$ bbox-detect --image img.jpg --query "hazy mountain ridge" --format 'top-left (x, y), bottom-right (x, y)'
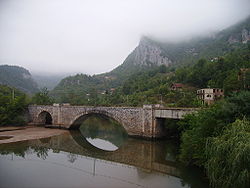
top-left (109, 16), bottom-right (250, 75)
top-left (51, 16), bottom-right (250, 102)
top-left (0, 65), bottom-right (39, 94)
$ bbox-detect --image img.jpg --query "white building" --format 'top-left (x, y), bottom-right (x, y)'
top-left (197, 88), bottom-right (224, 105)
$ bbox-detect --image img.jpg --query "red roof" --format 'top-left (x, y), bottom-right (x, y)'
top-left (171, 83), bottom-right (184, 88)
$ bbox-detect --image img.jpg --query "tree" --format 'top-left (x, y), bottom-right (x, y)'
top-left (223, 70), bottom-right (240, 94)
top-left (206, 118), bottom-right (250, 188)
top-left (32, 88), bottom-right (54, 105)
top-left (0, 85), bottom-right (28, 126)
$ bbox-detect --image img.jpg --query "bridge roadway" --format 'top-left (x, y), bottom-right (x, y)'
top-left (28, 131), bottom-right (180, 177)
top-left (28, 104), bottom-right (197, 138)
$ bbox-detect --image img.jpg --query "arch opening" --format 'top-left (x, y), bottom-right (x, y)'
top-left (70, 113), bottom-right (128, 151)
top-left (38, 111), bottom-right (52, 125)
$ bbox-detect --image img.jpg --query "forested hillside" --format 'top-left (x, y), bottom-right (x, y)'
top-left (173, 45), bottom-right (250, 94)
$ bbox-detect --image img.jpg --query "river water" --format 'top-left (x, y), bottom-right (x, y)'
top-left (0, 115), bottom-right (208, 188)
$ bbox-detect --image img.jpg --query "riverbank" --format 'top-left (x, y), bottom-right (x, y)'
top-left (0, 126), bottom-right (68, 144)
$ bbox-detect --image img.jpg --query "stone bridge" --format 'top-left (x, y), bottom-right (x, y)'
top-left (28, 104), bottom-right (197, 138)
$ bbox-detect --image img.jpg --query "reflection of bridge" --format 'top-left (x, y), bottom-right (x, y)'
top-left (30, 131), bottom-right (180, 177)
top-left (28, 104), bottom-right (197, 138)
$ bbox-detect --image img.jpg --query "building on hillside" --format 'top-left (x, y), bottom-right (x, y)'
top-left (110, 88), bottom-right (116, 94)
top-left (197, 88), bottom-right (224, 105)
top-left (170, 83), bottom-right (185, 91)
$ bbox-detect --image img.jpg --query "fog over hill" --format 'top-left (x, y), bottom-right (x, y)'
top-left (0, 0), bottom-right (250, 75)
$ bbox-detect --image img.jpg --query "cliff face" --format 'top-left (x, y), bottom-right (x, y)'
top-left (228, 28), bottom-right (250, 44)
top-left (108, 36), bottom-right (173, 86)
top-left (241, 28), bottom-right (250, 44)
top-left (132, 37), bottom-right (172, 67)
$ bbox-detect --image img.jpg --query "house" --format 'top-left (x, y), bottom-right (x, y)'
top-left (110, 88), bottom-right (116, 94)
top-left (197, 88), bottom-right (224, 105)
top-left (170, 83), bottom-right (184, 91)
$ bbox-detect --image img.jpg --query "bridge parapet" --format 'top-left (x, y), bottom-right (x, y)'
top-left (154, 108), bottom-right (197, 119)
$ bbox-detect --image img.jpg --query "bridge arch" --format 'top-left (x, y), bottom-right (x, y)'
top-left (69, 110), bottom-right (127, 132)
top-left (37, 111), bottom-right (53, 125)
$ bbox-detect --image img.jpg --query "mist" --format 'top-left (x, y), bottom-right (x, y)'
top-left (0, 0), bottom-right (250, 75)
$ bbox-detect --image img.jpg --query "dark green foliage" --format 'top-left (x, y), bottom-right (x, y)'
top-left (174, 46), bottom-right (250, 94)
top-left (0, 85), bottom-right (29, 126)
top-left (0, 65), bottom-right (39, 94)
top-left (206, 118), bottom-right (250, 188)
top-left (179, 91), bottom-right (250, 186)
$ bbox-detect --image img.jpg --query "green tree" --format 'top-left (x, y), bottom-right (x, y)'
top-left (32, 88), bottom-right (54, 105)
top-left (206, 118), bottom-right (250, 188)
top-left (0, 85), bottom-right (29, 126)
top-left (223, 70), bottom-right (240, 94)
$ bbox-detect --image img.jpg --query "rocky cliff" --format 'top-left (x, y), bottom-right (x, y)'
top-left (130, 37), bottom-right (172, 67)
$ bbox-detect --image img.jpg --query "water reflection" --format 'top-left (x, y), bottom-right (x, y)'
top-left (0, 115), bottom-right (208, 188)
top-left (0, 131), bottom-right (208, 188)
top-left (79, 114), bottom-right (128, 151)
top-left (85, 138), bottom-right (118, 151)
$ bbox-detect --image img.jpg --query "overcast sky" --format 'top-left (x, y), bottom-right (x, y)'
top-left (0, 0), bottom-right (250, 75)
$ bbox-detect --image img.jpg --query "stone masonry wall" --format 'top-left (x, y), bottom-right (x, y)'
top-left (28, 105), bottom-right (197, 138)
top-left (28, 105), bottom-right (155, 138)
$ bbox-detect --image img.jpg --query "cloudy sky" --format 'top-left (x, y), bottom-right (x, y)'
top-left (0, 0), bottom-right (250, 75)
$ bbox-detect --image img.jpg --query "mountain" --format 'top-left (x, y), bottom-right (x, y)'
top-left (51, 16), bottom-right (250, 103)
top-left (0, 65), bottom-right (39, 94)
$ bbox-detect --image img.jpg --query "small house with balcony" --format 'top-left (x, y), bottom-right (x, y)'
top-left (197, 88), bottom-right (224, 105)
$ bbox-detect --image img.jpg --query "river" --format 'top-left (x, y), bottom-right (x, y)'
top-left (0, 115), bottom-right (208, 188)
